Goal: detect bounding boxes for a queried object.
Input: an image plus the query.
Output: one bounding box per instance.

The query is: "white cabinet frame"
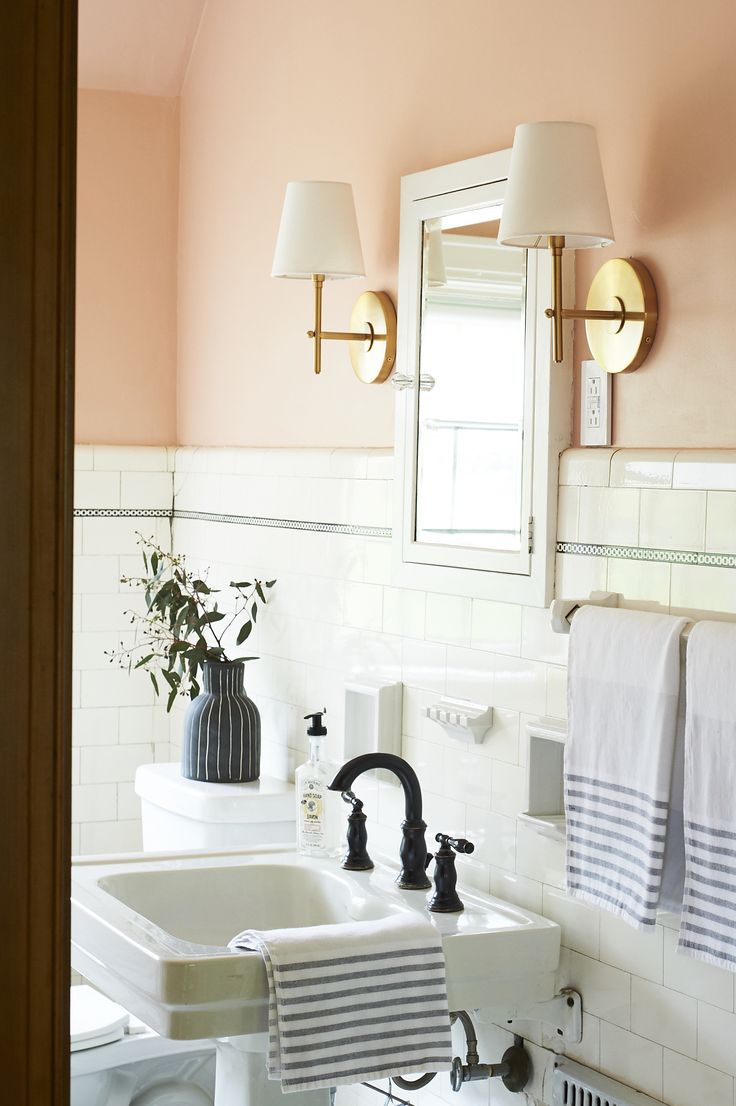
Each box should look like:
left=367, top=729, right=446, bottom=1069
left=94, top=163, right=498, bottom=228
left=393, top=149, right=572, bottom=607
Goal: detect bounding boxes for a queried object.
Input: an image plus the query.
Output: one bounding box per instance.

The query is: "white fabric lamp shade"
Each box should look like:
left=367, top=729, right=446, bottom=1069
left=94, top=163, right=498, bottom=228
left=498, top=122, right=614, bottom=250
left=272, top=180, right=365, bottom=279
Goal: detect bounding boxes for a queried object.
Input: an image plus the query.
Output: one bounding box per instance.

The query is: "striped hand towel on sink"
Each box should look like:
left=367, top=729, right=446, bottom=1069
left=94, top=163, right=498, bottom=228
left=679, top=621, right=736, bottom=970
left=565, top=605, right=687, bottom=929
left=230, top=912, right=452, bottom=1093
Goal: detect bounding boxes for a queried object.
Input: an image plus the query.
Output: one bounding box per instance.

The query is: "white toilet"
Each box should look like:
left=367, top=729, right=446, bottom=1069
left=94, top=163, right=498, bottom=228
left=71, top=764, right=296, bottom=1104
left=70, top=985, right=216, bottom=1106
left=135, top=763, right=296, bottom=851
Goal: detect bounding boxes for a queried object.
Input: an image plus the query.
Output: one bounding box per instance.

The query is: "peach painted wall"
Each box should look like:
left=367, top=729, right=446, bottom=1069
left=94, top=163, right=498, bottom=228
left=76, top=90, right=178, bottom=444
left=177, top=0, right=736, bottom=449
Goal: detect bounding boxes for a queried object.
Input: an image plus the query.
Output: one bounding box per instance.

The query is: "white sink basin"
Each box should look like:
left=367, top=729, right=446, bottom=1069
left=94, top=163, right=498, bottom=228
left=72, top=847, right=560, bottom=1040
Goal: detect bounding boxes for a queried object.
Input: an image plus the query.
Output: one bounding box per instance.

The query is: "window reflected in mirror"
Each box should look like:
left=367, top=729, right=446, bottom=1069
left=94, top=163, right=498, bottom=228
left=415, top=205, right=527, bottom=552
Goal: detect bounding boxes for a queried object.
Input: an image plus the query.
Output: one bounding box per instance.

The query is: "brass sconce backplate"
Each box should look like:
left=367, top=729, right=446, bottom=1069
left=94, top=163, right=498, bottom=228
left=348, top=291, right=397, bottom=384
left=585, top=257, right=658, bottom=373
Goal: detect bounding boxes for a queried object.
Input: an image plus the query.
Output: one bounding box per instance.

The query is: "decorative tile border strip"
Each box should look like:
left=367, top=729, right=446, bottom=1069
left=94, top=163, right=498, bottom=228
left=73, top=520, right=735, bottom=562
left=74, top=507, right=172, bottom=518
left=557, top=541, right=736, bottom=569
left=174, top=508, right=392, bottom=540
left=72, top=505, right=391, bottom=537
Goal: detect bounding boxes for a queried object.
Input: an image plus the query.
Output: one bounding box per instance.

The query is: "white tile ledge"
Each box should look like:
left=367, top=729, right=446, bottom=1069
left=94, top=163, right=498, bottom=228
left=561, top=448, right=736, bottom=492
left=674, top=449, right=736, bottom=490
left=89, top=445, right=174, bottom=472
left=559, top=448, right=614, bottom=488
left=610, top=449, right=677, bottom=489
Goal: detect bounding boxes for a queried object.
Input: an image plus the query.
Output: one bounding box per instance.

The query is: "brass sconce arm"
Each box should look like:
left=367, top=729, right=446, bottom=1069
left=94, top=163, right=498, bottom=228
left=308, top=276, right=384, bottom=374
left=544, top=237, right=657, bottom=371
left=307, top=275, right=396, bottom=382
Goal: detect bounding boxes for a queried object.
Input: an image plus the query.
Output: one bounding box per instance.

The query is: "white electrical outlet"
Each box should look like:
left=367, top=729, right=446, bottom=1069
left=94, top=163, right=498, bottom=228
left=580, top=359, right=612, bottom=446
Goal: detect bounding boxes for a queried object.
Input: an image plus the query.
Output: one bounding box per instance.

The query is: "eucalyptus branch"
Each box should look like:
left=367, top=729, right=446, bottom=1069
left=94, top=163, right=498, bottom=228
left=107, top=534, right=276, bottom=711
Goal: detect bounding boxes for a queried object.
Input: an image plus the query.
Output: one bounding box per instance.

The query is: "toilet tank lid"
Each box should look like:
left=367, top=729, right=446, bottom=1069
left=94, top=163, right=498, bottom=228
left=70, top=985, right=129, bottom=1051
left=135, top=763, right=295, bottom=824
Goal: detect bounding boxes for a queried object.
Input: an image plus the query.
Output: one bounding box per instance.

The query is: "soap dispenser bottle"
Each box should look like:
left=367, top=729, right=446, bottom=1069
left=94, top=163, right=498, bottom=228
left=296, top=711, right=338, bottom=856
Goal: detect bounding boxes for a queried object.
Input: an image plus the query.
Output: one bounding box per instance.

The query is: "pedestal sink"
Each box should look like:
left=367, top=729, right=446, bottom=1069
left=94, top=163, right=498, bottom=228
left=72, top=846, right=560, bottom=1103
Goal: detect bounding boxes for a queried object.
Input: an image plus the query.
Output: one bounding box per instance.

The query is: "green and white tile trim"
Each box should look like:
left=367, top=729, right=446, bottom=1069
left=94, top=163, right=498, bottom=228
left=74, top=505, right=390, bottom=540
left=74, top=507, right=172, bottom=518
left=174, top=508, right=390, bottom=539
left=557, top=542, right=736, bottom=569
left=74, top=513, right=736, bottom=564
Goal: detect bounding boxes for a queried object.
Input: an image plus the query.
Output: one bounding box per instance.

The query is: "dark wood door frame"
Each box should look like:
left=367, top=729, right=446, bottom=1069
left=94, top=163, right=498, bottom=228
left=0, top=2, right=77, bottom=1103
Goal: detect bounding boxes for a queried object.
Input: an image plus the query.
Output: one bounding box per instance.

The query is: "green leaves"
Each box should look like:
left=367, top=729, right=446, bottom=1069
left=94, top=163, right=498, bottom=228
left=200, top=611, right=226, bottom=624
left=160, top=668, right=182, bottom=713
left=161, top=669, right=178, bottom=691
left=113, top=536, right=276, bottom=706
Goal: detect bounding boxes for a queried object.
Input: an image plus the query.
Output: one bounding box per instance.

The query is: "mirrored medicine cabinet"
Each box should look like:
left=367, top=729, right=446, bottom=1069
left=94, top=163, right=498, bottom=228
left=393, top=149, right=572, bottom=606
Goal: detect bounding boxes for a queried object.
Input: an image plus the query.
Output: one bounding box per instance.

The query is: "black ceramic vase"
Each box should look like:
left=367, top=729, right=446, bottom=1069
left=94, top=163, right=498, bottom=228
left=181, top=660, right=261, bottom=782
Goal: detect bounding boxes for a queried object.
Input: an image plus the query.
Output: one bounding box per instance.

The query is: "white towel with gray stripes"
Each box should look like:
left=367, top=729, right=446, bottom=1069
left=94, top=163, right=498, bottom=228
left=679, top=621, right=736, bottom=970
left=229, top=913, right=453, bottom=1093
left=565, top=606, right=687, bottom=929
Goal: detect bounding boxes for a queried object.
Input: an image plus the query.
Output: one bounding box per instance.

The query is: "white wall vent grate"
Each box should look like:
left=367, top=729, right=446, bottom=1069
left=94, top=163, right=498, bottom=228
left=549, top=1057, right=665, bottom=1106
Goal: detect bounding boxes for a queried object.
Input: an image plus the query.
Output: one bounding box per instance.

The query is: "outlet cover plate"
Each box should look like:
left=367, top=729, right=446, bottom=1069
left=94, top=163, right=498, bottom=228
left=580, top=358, right=612, bottom=446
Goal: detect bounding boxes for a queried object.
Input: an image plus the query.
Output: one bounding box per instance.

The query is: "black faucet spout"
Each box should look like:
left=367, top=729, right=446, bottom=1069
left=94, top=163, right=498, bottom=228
left=329, top=753, right=431, bottom=891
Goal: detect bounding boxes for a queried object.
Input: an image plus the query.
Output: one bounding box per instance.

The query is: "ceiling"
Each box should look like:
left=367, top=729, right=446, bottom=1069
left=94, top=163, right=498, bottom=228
left=78, top=0, right=206, bottom=96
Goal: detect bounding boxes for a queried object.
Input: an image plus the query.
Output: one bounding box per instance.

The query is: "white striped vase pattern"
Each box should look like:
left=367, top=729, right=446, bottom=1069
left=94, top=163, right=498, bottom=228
left=181, top=660, right=261, bottom=783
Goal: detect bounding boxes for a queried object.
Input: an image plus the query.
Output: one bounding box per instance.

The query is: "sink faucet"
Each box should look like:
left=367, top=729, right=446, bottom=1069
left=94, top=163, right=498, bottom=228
left=328, top=753, right=431, bottom=890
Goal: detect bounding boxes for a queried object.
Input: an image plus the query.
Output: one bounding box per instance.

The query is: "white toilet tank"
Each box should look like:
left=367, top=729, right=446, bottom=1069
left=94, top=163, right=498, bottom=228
left=135, top=763, right=296, bottom=851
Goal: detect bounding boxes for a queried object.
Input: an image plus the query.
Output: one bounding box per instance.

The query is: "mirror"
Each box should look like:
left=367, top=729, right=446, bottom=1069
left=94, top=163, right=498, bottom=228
left=416, top=206, right=527, bottom=552
left=394, top=150, right=570, bottom=605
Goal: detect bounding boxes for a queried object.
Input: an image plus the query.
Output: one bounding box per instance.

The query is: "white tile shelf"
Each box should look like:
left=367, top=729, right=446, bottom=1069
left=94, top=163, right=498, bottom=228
left=520, top=716, right=567, bottom=841
left=518, top=811, right=567, bottom=841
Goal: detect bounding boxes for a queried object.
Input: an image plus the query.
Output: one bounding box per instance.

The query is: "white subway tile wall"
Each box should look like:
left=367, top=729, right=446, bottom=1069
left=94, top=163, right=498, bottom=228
left=72, top=444, right=736, bottom=1106
left=72, top=446, right=173, bottom=853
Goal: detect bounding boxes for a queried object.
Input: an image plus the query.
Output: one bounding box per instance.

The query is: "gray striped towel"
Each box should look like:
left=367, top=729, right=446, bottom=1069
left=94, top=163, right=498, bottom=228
left=229, top=913, right=453, bottom=1093
left=679, top=621, right=736, bottom=970
left=565, top=606, right=687, bottom=929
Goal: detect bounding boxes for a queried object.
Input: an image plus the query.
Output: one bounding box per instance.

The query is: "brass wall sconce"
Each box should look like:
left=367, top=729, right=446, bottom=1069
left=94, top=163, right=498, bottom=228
left=272, top=181, right=397, bottom=384
left=498, top=122, right=657, bottom=373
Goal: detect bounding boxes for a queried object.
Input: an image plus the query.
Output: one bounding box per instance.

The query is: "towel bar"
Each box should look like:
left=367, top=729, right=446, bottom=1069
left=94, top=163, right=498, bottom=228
left=550, top=591, right=698, bottom=654
left=549, top=591, right=619, bottom=633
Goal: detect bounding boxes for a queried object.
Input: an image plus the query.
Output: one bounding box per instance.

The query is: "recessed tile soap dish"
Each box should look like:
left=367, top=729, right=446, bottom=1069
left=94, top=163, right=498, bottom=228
left=518, top=717, right=567, bottom=841
left=425, top=697, right=493, bottom=744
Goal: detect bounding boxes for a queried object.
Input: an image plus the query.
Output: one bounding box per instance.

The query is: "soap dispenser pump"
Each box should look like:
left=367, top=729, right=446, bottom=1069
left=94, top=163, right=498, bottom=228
left=305, top=710, right=327, bottom=739
left=296, top=710, right=338, bottom=856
